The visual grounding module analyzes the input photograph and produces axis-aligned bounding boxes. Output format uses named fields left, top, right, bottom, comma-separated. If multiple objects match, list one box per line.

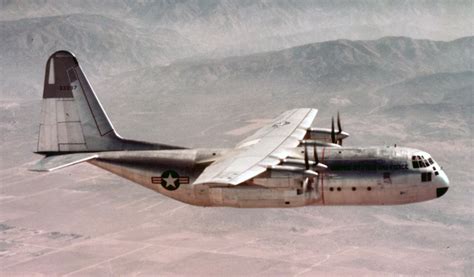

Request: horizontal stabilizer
left=29, top=153, right=98, bottom=172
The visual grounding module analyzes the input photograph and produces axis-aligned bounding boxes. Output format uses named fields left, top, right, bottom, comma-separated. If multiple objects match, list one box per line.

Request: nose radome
left=439, top=170, right=450, bottom=187
left=437, top=187, right=448, bottom=198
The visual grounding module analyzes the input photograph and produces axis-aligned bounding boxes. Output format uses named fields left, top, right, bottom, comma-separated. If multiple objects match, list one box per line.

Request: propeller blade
left=337, top=111, right=342, bottom=134
left=331, top=117, right=336, bottom=143
left=302, top=177, right=308, bottom=193
left=313, top=145, right=319, bottom=164
left=304, top=170, right=318, bottom=177
left=304, top=144, right=309, bottom=170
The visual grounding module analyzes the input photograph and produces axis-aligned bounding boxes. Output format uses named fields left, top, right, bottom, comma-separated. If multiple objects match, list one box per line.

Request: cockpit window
left=412, top=155, right=432, bottom=169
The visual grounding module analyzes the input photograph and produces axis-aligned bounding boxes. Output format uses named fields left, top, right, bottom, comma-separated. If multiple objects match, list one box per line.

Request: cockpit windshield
left=412, top=155, right=434, bottom=169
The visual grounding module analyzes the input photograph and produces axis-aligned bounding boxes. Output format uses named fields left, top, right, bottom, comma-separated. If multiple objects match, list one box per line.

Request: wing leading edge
left=194, top=108, right=318, bottom=185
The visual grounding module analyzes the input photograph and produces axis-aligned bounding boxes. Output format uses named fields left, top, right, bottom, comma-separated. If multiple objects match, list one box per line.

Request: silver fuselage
left=32, top=51, right=450, bottom=208
left=89, top=146, right=449, bottom=208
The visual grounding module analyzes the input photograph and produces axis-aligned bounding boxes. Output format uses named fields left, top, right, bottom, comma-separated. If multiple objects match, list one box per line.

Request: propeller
left=331, top=117, right=336, bottom=144
left=337, top=112, right=343, bottom=146
left=302, top=177, right=309, bottom=193
left=303, top=144, right=318, bottom=176
left=304, top=144, right=309, bottom=170
left=303, top=146, right=314, bottom=193
left=312, top=144, right=328, bottom=171
left=313, top=144, right=319, bottom=164
left=337, top=112, right=342, bottom=134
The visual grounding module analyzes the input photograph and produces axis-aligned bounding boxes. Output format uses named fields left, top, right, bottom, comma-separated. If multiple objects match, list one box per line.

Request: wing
left=194, top=108, right=317, bottom=185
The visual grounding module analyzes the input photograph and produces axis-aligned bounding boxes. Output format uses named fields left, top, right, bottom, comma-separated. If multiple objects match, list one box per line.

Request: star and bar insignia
left=151, top=170, right=189, bottom=191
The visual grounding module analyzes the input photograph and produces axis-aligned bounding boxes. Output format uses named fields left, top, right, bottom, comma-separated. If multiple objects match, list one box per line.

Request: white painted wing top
left=194, top=108, right=318, bottom=185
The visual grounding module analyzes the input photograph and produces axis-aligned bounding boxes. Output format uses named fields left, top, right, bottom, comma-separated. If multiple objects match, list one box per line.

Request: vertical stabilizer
left=37, top=51, right=182, bottom=154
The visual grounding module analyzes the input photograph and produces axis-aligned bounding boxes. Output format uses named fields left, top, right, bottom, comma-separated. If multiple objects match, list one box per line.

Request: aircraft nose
left=439, top=170, right=450, bottom=187
left=436, top=170, right=450, bottom=198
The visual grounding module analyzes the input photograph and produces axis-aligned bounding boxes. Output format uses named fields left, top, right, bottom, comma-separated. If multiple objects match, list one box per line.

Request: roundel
left=160, top=170, right=180, bottom=191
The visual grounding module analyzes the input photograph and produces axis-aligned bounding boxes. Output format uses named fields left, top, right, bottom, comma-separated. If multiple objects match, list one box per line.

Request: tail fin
left=37, top=50, right=181, bottom=154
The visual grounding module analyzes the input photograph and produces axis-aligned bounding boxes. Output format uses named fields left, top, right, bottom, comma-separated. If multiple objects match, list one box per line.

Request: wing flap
left=194, top=108, right=317, bottom=185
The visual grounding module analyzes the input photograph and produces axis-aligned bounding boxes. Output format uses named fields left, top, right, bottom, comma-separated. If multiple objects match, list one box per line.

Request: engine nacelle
left=307, top=127, right=349, bottom=143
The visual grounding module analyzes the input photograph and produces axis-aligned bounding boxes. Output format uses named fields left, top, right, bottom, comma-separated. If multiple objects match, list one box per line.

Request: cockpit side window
left=412, top=156, right=419, bottom=168
left=428, top=158, right=434, bottom=165
left=421, top=172, right=432, bottom=182
left=412, top=156, right=420, bottom=168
